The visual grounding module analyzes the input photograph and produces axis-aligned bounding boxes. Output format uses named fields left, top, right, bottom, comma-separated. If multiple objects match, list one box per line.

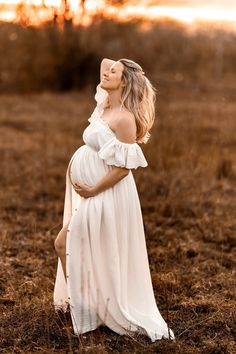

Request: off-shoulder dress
left=53, top=83, right=175, bottom=342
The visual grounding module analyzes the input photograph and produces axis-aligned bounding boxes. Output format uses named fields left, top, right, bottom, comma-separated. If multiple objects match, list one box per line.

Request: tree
left=61, top=0, right=71, bottom=20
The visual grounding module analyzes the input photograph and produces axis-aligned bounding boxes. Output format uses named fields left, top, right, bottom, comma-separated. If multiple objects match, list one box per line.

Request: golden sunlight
left=116, top=5, right=236, bottom=24
left=0, top=0, right=235, bottom=29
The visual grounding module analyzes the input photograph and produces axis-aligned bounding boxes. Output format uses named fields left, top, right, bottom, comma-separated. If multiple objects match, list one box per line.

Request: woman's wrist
left=92, top=167, right=129, bottom=197
left=92, top=185, right=101, bottom=196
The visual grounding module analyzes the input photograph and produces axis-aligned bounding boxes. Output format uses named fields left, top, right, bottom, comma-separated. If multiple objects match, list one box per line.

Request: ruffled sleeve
left=98, top=137, right=148, bottom=169
left=88, top=83, right=108, bottom=123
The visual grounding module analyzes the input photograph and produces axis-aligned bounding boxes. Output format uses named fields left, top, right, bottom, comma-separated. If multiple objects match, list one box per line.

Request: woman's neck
left=107, top=88, right=122, bottom=109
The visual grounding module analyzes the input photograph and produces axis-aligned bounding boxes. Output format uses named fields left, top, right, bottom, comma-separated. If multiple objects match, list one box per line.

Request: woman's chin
left=101, top=80, right=110, bottom=86
left=100, top=83, right=109, bottom=91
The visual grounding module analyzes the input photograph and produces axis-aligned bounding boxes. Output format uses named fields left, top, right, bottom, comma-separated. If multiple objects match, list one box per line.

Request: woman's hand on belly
left=73, top=182, right=97, bottom=198
left=72, top=167, right=130, bottom=197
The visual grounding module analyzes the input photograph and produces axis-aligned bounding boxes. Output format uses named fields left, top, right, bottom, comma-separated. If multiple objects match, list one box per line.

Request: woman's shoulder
left=117, top=108, right=136, bottom=129
left=116, top=109, right=137, bottom=143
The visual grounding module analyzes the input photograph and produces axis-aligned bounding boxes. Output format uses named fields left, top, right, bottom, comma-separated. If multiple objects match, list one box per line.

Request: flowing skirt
left=53, top=144, right=174, bottom=342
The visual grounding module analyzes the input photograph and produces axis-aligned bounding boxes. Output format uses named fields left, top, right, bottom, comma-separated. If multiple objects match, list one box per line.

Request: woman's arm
left=95, top=167, right=129, bottom=194
left=74, top=167, right=129, bottom=198
left=100, top=58, right=116, bottom=82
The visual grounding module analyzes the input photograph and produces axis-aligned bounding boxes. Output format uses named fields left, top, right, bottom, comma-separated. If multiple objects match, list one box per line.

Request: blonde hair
left=117, top=58, right=157, bottom=144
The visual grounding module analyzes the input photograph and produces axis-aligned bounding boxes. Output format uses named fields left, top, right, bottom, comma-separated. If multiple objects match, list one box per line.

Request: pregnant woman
left=53, top=58, right=175, bottom=342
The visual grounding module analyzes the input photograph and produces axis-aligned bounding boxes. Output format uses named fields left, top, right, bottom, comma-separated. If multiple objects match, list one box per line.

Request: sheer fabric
left=53, top=83, right=175, bottom=342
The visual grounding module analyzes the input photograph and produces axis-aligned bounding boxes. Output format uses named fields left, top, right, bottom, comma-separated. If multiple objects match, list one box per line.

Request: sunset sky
left=0, top=0, right=235, bottom=9
left=1, top=0, right=235, bottom=9
left=0, top=0, right=235, bottom=28
left=142, top=0, right=235, bottom=7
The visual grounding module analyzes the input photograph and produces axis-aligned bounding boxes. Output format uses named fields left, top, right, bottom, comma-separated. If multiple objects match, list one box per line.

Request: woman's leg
left=54, top=222, right=69, bottom=281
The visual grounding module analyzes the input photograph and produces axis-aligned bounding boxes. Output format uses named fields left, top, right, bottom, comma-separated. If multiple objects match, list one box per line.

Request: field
left=0, top=79, right=235, bottom=353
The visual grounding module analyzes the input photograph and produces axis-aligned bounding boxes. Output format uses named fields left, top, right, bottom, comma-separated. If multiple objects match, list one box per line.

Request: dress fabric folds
left=53, top=83, right=175, bottom=342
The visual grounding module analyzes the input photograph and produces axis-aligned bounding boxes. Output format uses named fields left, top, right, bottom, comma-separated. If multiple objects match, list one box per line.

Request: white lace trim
left=98, top=136, right=148, bottom=169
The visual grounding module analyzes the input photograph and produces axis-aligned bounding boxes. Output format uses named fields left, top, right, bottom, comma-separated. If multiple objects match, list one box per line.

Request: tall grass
left=0, top=18, right=236, bottom=93
left=0, top=17, right=236, bottom=354
left=0, top=80, right=235, bottom=352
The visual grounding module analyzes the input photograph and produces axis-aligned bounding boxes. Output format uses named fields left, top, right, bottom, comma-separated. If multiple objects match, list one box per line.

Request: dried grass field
left=0, top=82, right=236, bottom=353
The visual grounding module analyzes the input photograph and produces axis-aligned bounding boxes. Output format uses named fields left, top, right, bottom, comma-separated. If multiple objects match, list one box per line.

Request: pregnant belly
left=68, top=145, right=110, bottom=186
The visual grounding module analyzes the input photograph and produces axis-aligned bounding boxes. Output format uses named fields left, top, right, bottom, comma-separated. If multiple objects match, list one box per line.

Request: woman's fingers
left=73, top=183, right=85, bottom=195
left=73, top=183, right=81, bottom=193
left=72, top=182, right=93, bottom=198
left=74, top=183, right=81, bottom=189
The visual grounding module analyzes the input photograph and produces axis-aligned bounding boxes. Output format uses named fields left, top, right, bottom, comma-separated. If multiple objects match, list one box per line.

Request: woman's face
left=101, top=61, right=124, bottom=90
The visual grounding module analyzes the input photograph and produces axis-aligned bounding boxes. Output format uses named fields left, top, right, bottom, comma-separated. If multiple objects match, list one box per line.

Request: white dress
left=53, top=83, right=175, bottom=342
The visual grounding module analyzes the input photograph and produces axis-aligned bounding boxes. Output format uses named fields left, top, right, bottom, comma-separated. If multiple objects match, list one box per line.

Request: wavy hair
left=116, top=58, right=157, bottom=144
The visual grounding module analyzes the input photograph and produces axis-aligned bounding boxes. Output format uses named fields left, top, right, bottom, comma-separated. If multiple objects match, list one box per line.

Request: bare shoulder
left=116, top=110, right=137, bottom=144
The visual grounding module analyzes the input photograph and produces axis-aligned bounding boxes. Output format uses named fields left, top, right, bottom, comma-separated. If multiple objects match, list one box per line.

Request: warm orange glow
left=115, top=5, right=236, bottom=24
left=0, top=0, right=105, bottom=26
left=0, top=1, right=235, bottom=30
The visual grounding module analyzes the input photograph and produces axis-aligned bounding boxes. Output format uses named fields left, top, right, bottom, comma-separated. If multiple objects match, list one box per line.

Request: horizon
left=0, top=0, right=235, bottom=30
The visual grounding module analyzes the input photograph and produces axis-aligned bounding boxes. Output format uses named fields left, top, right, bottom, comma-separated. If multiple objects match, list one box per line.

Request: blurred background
left=0, top=1, right=236, bottom=353
left=0, top=1, right=236, bottom=92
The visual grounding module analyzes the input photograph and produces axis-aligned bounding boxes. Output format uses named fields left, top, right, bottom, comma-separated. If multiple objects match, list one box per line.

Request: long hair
left=117, top=58, right=157, bottom=144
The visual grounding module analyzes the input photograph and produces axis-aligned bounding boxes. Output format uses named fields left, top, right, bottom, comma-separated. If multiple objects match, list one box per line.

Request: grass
left=1, top=19, right=236, bottom=93
left=0, top=81, right=236, bottom=353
